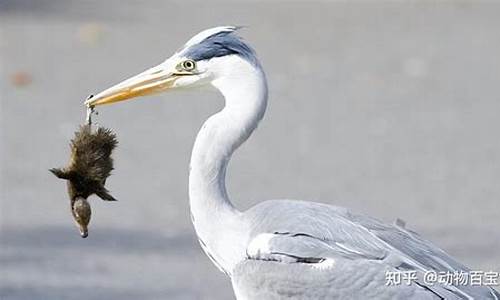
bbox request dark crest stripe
[182,30,259,66]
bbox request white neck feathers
[188,56,267,273]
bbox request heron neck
[188,62,267,272]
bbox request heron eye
[181,60,196,71]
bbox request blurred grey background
[1,1,500,299]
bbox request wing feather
[241,200,499,299]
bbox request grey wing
[235,200,499,300]
[232,258,448,300]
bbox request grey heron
[85,26,499,299]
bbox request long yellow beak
[85,63,179,107]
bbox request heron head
[85,26,261,107]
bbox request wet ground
[1,1,500,299]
